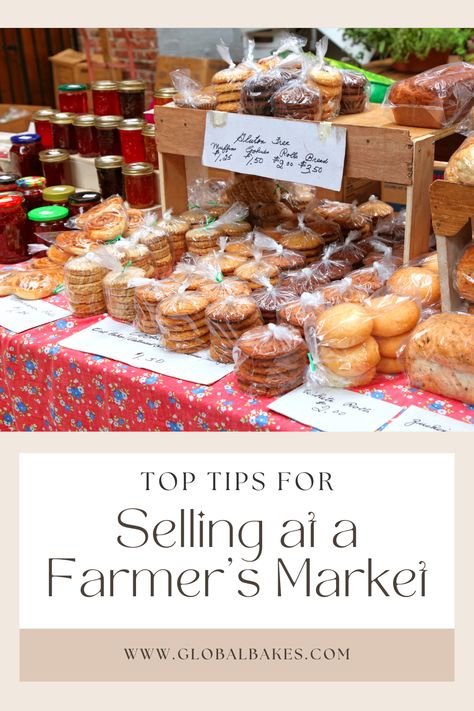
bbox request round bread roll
[375,329,413,359]
[388,266,440,306]
[420,252,438,273]
[367,293,421,337]
[346,366,377,387]
[319,336,380,377]
[377,355,405,374]
[315,303,373,349]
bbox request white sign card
[382,405,474,432]
[269,385,403,432]
[0,295,72,333]
[202,111,347,190]
[58,317,233,385]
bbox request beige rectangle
[20,628,454,682]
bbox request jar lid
[95,155,124,169]
[58,83,87,92]
[118,118,146,131]
[142,124,156,137]
[0,172,20,186]
[43,185,76,201]
[91,80,118,91]
[154,87,177,98]
[69,190,102,205]
[94,115,123,129]
[16,176,46,189]
[73,114,96,127]
[11,133,41,145]
[32,108,57,121]
[28,205,69,221]
[39,148,70,163]
[122,161,154,176]
[50,112,76,125]
[118,79,145,92]
[0,194,23,209]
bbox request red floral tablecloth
[1,293,473,432]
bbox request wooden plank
[158,152,188,214]
[404,135,435,261]
[430,180,474,236]
[436,222,472,312]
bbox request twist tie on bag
[53,284,64,295]
[308,351,316,372]
[122,260,133,271]
[253,232,282,254]
[204,215,217,229]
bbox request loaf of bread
[405,312,474,404]
[387,62,474,129]
[455,243,474,303]
[445,134,474,186]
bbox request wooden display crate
[155,103,458,262]
[430,179,474,312]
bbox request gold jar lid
[91,80,118,91]
[154,87,177,98]
[73,114,96,127]
[95,155,124,169]
[94,115,123,129]
[118,118,146,131]
[142,124,156,137]
[32,108,57,121]
[122,162,154,176]
[118,80,145,92]
[43,185,76,201]
[39,148,70,163]
[50,112,76,125]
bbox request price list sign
[202,111,347,190]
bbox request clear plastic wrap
[272,54,322,122]
[330,230,366,266]
[241,65,296,116]
[205,294,263,363]
[233,246,281,290]
[199,236,249,276]
[251,275,298,324]
[385,62,474,129]
[375,209,406,242]
[257,33,307,72]
[365,289,421,340]
[223,174,281,204]
[10,269,63,300]
[187,178,229,211]
[249,200,294,226]
[348,260,395,295]
[233,322,307,397]
[362,239,403,269]
[73,195,127,241]
[311,198,372,235]
[445,133,474,186]
[253,232,306,272]
[156,209,189,264]
[277,290,327,334]
[277,214,325,265]
[113,238,155,278]
[199,276,253,303]
[318,276,370,305]
[454,242,474,303]
[170,69,217,110]
[224,232,255,258]
[387,265,440,307]
[185,202,250,256]
[279,265,330,295]
[211,38,256,113]
[308,242,353,282]
[358,195,394,221]
[129,212,173,279]
[280,182,316,212]
[63,251,109,317]
[339,69,370,115]
[156,286,211,354]
[307,36,343,120]
[131,277,181,334]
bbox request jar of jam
[0,194,29,263]
[10,134,43,177]
[39,148,70,186]
[43,185,75,207]
[73,114,99,157]
[118,80,146,119]
[32,108,57,150]
[95,155,124,199]
[123,162,155,209]
[92,80,120,116]
[68,190,102,216]
[58,84,88,114]
[50,113,77,153]
[16,176,46,211]
[95,115,122,156]
[0,173,20,193]
[119,118,146,163]
[145,87,177,124]
[28,205,69,247]
[142,124,158,169]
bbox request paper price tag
[202,112,347,190]
[383,405,474,432]
[0,295,72,333]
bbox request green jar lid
[43,185,76,202]
[58,83,87,92]
[28,205,69,222]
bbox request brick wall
[78,29,158,101]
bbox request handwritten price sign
[202,112,347,190]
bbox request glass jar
[0,173,20,193]
[123,162,155,208]
[73,114,99,157]
[154,87,177,107]
[95,115,122,156]
[119,118,146,163]
[68,191,102,217]
[50,113,77,153]
[95,155,124,199]
[118,80,146,119]
[39,148,70,186]
[92,80,120,116]
[32,108,57,150]
[142,123,158,169]
[0,195,29,263]
[16,176,46,211]
[10,134,43,177]
[58,84,88,114]
[43,185,76,207]
[28,205,70,248]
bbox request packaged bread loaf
[156,286,211,354]
[445,133,474,186]
[206,295,263,363]
[454,242,474,303]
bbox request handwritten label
[202,112,347,190]
[0,295,72,333]
[383,405,474,432]
[269,385,403,432]
[58,317,233,385]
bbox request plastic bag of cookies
[272,53,322,122]
[276,214,325,265]
[251,274,298,324]
[127,212,173,279]
[64,251,110,318]
[130,277,181,335]
[240,58,296,116]
[199,237,249,276]
[308,37,343,121]
[311,198,372,236]
[211,38,256,113]
[253,232,306,272]
[279,265,331,295]
[277,290,327,335]
[170,69,217,110]
[206,294,263,363]
[307,242,353,283]
[339,69,370,116]
[330,230,366,266]
[318,276,372,305]
[156,285,211,354]
[234,245,281,290]
[223,174,281,204]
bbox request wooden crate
[155,55,226,91]
[430,179,474,312]
[155,103,457,262]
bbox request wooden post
[158,152,188,214]
[436,220,472,312]
[404,135,435,262]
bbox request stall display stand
[155,103,457,262]
[430,179,474,312]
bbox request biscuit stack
[272,82,322,121]
[64,256,108,318]
[233,323,307,397]
[252,282,296,324]
[157,291,211,353]
[134,279,180,334]
[137,231,173,279]
[206,296,263,363]
[279,228,325,265]
[234,260,280,290]
[199,277,252,303]
[185,226,222,256]
[103,266,146,322]
[211,63,255,113]
[117,243,155,278]
[241,70,294,115]
[157,215,189,263]
[308,67,343,120]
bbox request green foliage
[343,28,473,63]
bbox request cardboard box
[155,55,226,90]
[49,49,121,109]
[317,177,381,204]
[381,170,444,208]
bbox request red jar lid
[0,195,23,209]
